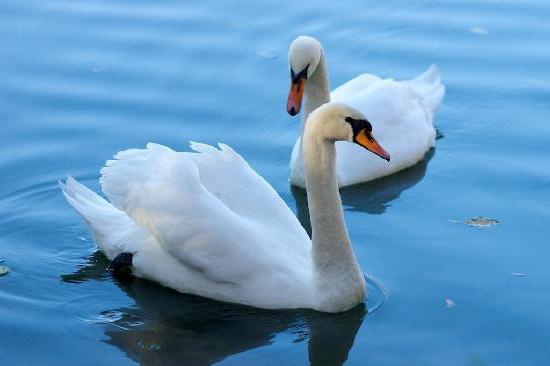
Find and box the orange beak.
[354,128,391,161]
[287,78,305,116]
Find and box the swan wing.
[330,73,383,102]
[99,143,309,284]
[331,65,444,116]
[400,64,445,113]
[188,142,309,236]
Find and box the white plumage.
[61,103,386,313]
[61,143,314,310]
[288,36,445,187]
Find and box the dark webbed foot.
[107,252,134,276]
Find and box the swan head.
[307,102,391,161]
[287,36,323,116]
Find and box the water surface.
[1,0,550,365]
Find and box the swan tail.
[60,176,149,259]
[404,64,445,113]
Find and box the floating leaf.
[0,265,9,276]
[465,217,499,229]
[445,299,455,309]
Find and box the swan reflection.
[62,253,376,365]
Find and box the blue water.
[1,0,550,364]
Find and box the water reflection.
[292,150,434,235]
[62,253,380,366]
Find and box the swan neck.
[295,50,331,185]
[302,122,365,312]
[301,50,330,128]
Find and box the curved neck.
[301,50,330,129]
[295,50,331,183]
[302,121,365,312]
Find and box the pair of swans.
[61,36,444,313]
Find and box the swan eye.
[345,117,372,134]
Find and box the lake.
[1,0,549,365]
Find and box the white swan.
[60,102,390,313]
[287,36,445,188]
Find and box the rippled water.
[1,0,550,364]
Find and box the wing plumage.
[96,142,310,285]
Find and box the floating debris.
[0,265,9,276]
[470,27,489,35]
[256,51,277,59]
[501,270,526,277]
[449,217,500,229]
[137,340,161,351]
[445,299,455,309]
[465,217,499,229]
[91,66,108,73]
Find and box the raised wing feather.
[100,143,309,284]
[189,142,307,233]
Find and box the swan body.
[61,103,390,313]
[287,36,445,188]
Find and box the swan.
[60,102,390,313]
[287,35,445,188]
